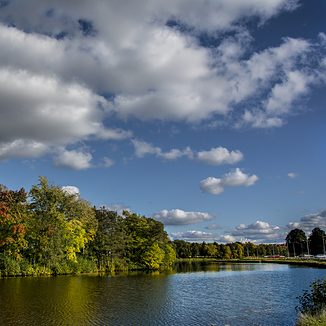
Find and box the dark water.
[0,262,325,326]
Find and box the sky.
[0,0,326,244]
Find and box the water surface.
[0,262,325,325]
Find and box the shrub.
[0,254,21,276]
[296,277,326,315]
[19,258,34,275]
[77,257,97,273]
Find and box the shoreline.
[215,258,326,269]
[175,257,326,269]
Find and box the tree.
[223,245,232,259]
[190,242,200,258]
[309,227,326,256]
[0,188,30,260]
[123,211,174,268]
[28,176,97,268]
[230,242,243,259]
[285,228,307,256]
[173,240,191,259]
[162,242,176,266]
[206,243,217,257]
[91,207,127,271]
[257,244,267,257]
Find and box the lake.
[0,261,325,325]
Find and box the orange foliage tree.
[0,188,30,260]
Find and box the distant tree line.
[172,240,288,259]
[0,176,176,276]
[172,227,326,259]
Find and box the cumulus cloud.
[132,140,243,165]
[132,139,192,160]
[288,172,299,178]
[53,149,93,170]
[287,210,326,231]
[0,66,131,165]
[153,209,215,226]
[205,224,221,230]
[200,168,258,194]
[62,186,80,196]
[0,140,48,161]
[0,0,323,167]
[229,221,283,241]
[170,230,236,243]
[191,147,243,165]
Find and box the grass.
[296,309,326,325]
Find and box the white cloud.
[170,230,236,243]
[191,147,243,165]
[229,221,283,241]
[100,204,131,216]
[235,37,319,129]
[205,224,221,230]
[62,186,80,196]
[0,1,320,132]
[53,149,93,170]
[95,128,133,141]
[0,139,48,161]
[0,0,323,167]
[132,139,194,161]
[288,172,299,178]
[102,157,115,168]
[287,210,326,231]
[237,110,285,129]
[0,67,131,164]
[200,168,258,194]
[153,209,215,226]
[132,140,243,165]
[132,140,161,158]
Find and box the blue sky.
[0,0,326,243]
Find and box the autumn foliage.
[0,177,176,276]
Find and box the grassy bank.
[295,309,326,325]
[175,257,326,269]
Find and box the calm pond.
[1,261,326,326]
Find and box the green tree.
[223,245,232,259]
[123,211,174,268]
[28,176,97,269]
[257,244,267,257]
[91,207,127,271]
[309,227,326,256]
[286,228,307,256]
[205,243,217,257]
[162,242,176,266]
[214,242,223,259]
[173,240,191,259]
[190,242,200,258]
[230,242,243,259]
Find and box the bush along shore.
[295,277,326,325]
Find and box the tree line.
[172,240,288,259]
[1,176,324,276]
[172,227,326,259]
[0,176,176,276]
[286,228,326,256]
